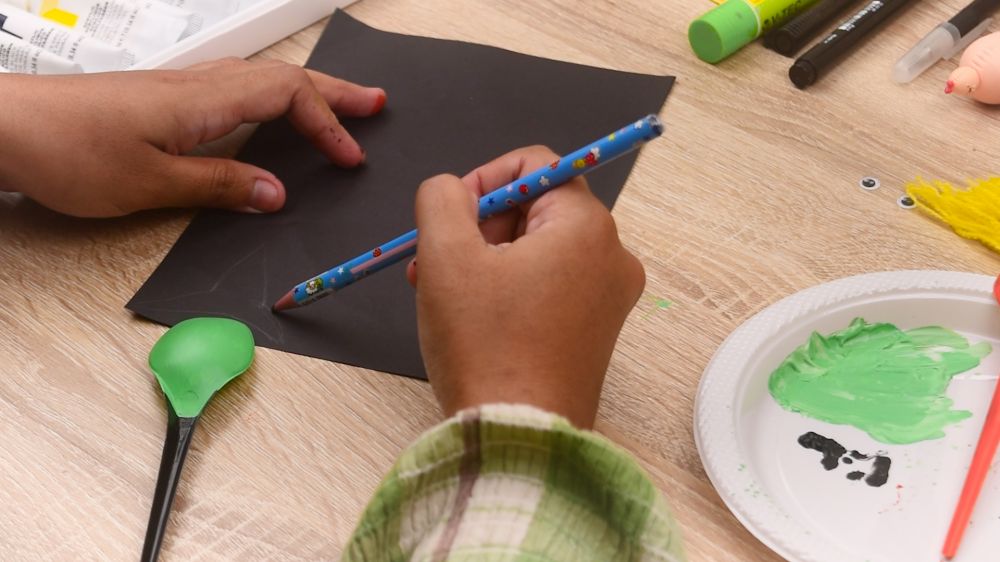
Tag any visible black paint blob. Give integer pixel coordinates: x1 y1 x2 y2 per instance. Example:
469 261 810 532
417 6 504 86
798 431 846 470
866 456 891 487
797 431 891 488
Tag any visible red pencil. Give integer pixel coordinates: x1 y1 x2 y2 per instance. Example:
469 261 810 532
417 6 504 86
941 275 1000 560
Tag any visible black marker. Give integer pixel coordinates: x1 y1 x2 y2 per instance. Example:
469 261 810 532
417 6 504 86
764 0 860 57
789 0 916 89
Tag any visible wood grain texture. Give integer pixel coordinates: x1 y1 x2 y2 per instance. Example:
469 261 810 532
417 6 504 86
2 1 999 560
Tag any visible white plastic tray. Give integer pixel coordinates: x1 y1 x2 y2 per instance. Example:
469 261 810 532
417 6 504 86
135 0 354 70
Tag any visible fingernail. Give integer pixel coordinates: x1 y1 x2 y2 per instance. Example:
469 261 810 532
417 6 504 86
371 89 387 114
250 178 280 211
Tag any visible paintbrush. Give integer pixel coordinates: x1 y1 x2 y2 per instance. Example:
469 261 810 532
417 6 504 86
940 274 1000 560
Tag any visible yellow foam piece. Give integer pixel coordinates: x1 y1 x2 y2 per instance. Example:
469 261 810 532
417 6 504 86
906 177 1000 255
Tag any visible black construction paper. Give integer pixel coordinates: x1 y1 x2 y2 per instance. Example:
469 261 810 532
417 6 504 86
128 11 674 380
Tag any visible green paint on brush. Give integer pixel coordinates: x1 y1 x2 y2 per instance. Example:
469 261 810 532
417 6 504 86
768 318 991 444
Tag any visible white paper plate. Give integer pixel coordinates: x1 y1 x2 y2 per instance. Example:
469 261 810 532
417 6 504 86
695 270 1000 562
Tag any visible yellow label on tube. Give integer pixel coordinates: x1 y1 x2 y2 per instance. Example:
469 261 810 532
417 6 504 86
39 1 79 27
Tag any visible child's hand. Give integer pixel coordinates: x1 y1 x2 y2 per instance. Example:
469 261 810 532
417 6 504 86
0 58 385 217
409 146 645 428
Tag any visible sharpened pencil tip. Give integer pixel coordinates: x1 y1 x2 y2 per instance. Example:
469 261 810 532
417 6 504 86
271 291 297 313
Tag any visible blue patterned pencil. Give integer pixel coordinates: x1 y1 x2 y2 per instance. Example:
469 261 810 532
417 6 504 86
272 114 664 312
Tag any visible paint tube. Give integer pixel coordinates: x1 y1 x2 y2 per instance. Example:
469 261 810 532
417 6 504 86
0 32 81 73
157 0 240 33
17 0 196 61
0 4 134 71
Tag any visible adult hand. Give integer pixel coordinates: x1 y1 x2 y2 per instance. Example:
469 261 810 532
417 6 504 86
410 146 645 428
0 58 385 217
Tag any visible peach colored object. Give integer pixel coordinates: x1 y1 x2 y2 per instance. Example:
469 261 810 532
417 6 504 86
947 31 1000 103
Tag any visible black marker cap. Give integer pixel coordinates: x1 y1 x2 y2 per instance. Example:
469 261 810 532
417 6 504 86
789 60 818 89
764 28 798 56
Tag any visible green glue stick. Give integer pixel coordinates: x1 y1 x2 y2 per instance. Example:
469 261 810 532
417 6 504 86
689 0 819 63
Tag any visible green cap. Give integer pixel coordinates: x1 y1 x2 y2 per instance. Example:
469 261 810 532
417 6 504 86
688 0 760 64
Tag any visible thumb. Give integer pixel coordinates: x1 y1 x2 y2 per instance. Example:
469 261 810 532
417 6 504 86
414 174 483 260
164 155 286 212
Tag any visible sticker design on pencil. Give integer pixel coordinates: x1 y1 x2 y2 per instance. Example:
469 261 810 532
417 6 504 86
798 431 892 488
549 160 559 170
585 147 600 165
505 198 516 207
349 237 419 278
769 318 990 444
608 133 616 141
539 176 550 187
519 184 529 194
305 277 324 295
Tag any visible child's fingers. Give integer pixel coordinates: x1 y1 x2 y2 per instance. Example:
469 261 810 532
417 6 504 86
305 69 386 117
461 145 561 244
462 145 592 242
517 182 603 239
203 61 366 168
406 258 417 287
463 145 560 195
414 174 485 265
154 154 286 213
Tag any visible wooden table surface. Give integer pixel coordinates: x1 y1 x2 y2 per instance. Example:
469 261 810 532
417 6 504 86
3 0 999 560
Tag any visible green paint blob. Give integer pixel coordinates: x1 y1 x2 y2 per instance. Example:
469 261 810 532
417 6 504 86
768 318 991 444
149 318 255 418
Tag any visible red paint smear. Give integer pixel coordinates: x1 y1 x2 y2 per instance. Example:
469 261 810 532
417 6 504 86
371 91 387 114
879 484 904 514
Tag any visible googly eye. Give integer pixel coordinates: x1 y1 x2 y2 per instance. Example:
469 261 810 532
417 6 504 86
897 195 916 209
859 177 880 191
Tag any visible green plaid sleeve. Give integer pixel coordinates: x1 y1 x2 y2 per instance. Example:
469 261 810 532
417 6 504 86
342 404 686 562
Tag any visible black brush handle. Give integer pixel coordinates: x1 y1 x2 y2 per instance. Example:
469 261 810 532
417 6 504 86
141 404 198 562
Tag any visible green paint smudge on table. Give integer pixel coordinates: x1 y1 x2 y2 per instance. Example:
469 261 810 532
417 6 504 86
768 318 991 444
640 296 673 320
